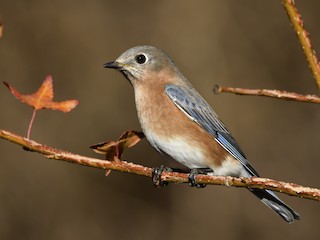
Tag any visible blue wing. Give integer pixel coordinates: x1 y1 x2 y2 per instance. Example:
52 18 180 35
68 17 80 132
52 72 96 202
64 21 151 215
165 84 259 177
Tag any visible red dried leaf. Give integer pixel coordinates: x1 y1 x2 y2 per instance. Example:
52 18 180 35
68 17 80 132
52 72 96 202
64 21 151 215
91 130 145 160
3 75 79 112
4 75 79 139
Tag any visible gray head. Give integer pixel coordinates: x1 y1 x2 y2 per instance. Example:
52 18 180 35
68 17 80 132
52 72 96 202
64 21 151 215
103 45 178 85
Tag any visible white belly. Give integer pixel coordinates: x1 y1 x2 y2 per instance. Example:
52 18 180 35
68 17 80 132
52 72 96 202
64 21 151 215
146 131 249 177
146 133 209 169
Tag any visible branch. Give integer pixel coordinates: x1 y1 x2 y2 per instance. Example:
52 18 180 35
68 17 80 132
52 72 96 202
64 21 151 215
0 16 3 39
213 85 320 104
283 0 320 89
1 129 319 201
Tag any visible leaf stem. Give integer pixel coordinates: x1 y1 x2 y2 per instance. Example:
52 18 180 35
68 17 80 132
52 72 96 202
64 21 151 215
27 109 37 139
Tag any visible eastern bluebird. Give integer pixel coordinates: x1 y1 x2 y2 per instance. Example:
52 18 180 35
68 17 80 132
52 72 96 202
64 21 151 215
103 45 300 223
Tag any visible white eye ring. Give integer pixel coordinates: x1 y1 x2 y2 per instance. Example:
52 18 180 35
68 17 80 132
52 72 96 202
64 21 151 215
135 54 148 64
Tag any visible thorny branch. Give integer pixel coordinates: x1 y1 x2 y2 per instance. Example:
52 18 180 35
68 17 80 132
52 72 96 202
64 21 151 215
283 0 320 89
215 1 320 100
214 85 320 104
1 129 319 201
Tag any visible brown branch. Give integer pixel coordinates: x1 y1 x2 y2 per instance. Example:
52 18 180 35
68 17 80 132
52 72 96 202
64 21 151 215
282 0 320 89
1 129 319 201
0 16 3 39
214 85 320 104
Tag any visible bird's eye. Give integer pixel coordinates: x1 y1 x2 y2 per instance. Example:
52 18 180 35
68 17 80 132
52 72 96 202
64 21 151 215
135 54 147 64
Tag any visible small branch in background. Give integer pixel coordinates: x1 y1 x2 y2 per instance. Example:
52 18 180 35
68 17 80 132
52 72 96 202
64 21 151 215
214 85 320 104
282 0 320 89
0 16 3 39
1 129 319 201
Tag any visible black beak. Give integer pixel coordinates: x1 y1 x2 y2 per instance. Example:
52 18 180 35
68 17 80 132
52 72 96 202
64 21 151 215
102 61 120 69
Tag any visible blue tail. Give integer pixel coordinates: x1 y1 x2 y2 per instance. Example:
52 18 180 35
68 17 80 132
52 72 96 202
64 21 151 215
250 188 300 223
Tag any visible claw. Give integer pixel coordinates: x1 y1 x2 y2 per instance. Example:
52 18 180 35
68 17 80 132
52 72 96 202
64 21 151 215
188 168 212 188
152 165 171 187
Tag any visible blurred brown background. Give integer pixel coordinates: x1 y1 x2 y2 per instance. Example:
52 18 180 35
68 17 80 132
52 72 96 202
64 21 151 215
0 1 319 239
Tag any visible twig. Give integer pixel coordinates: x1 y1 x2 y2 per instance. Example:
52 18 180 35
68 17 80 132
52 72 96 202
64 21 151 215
1 129 319 201
0 16 3 39
282 0 320 89
214 85 320 104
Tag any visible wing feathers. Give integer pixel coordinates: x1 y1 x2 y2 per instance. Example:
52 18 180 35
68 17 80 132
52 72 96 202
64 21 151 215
165 84 257 176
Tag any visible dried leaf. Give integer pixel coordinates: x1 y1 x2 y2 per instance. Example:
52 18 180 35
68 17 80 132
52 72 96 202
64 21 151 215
3 75 79 112
91 130 144 160
91 141 119 160
4 75 79 138
118 130 145 148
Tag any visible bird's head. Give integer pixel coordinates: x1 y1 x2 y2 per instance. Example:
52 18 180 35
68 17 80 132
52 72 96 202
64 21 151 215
103 45 178 86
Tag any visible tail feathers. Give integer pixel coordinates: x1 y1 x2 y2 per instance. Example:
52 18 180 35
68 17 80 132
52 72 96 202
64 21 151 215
250 188 300 223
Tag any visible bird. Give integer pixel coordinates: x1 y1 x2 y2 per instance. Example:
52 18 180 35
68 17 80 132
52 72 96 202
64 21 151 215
103 45 300 223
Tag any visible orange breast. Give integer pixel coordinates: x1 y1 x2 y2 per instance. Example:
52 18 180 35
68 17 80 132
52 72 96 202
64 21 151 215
133 82 229 169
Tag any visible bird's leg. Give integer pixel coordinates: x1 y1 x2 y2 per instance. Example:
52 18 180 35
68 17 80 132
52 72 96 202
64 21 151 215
152 166 190 187
152 165 172 187
188 168 213 188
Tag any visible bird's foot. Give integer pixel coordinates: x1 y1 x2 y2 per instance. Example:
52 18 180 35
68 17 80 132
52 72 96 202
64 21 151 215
188 168 212 188
152 165 172 187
